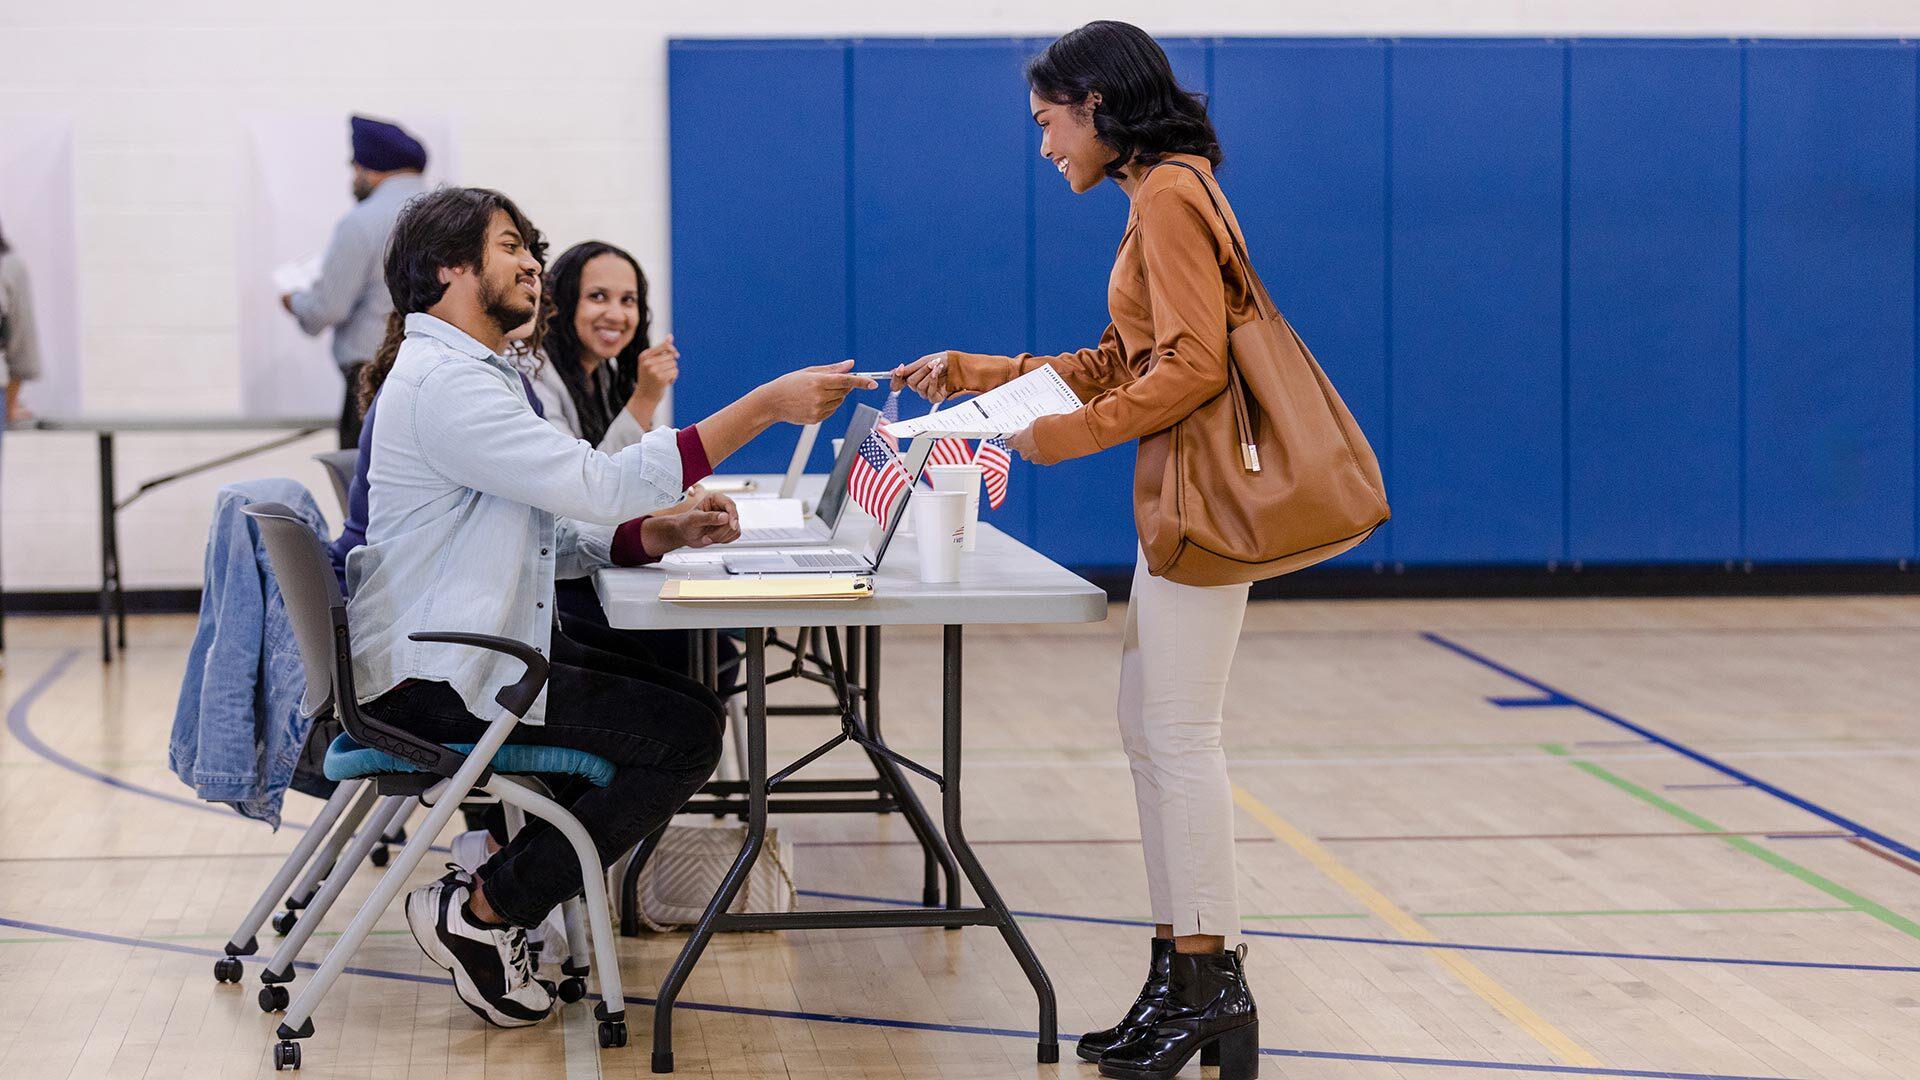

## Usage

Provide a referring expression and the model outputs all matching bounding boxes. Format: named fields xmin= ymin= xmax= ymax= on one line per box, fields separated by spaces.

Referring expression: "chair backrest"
xmin=243 ymin=501 xmax=348 ymax=719
xmin=311 ymin=450 xmax=359 ymax=519
xmin=244 ymin=500 xmax=473 ymax=777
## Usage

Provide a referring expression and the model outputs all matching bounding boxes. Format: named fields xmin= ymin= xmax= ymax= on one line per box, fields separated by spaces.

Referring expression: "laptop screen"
xmin=811 ymin=404 xmax=879 ymax=530
xmin=863 ymin=434 xmax=934 ymax=569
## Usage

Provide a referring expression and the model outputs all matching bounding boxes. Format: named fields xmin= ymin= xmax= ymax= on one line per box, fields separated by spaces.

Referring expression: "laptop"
xmin=720 ymin=434 xmax=933 ymax=575
xmin=721 ymin=406 xmax=877 ymax=549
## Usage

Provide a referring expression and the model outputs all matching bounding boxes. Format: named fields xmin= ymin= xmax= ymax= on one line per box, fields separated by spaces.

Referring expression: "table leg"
xmin=861 ymin=625 xmax=958 ymax=909
xmin=651 ymin=627 xmax=768 ymax=1074
xmin=940 ymin=625 xmax=1059 ymax=1063
xmin=96 ymin=433 xmax=116 ymax=662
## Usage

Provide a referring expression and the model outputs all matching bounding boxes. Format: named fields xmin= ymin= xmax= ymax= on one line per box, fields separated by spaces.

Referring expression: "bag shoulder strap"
xmin=1155 ymin=159 xmax=1278 ymax=321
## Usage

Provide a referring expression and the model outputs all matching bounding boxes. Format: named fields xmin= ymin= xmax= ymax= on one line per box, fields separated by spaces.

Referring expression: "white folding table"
xmin=595 ymin=520 xmax=1107 ymax=1073
xmin=2 ymin=414 xmax=332 ymax=659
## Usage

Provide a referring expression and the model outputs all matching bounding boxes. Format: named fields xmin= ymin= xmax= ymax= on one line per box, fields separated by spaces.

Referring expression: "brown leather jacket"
xmin=944 ymin=154 xmax=1258 ymax=474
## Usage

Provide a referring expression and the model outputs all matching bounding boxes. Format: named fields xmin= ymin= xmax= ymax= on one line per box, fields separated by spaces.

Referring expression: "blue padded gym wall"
xmin=669 ymin=37 xmax=1920 ymax=573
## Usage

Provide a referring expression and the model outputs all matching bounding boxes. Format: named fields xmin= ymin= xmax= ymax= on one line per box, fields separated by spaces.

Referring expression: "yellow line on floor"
xmin=1230 ymin=783 xmax=1603 ymax=1069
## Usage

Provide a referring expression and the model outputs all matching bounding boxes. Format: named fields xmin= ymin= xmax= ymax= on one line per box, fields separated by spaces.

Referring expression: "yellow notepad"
xmin=660 ymin=577 xmax=873 ymax=603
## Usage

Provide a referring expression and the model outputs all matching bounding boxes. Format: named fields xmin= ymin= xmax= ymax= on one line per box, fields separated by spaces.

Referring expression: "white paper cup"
xmin=911 ymin=491 xmax=967 ymax=583
xmin=926 ymin=463 xmax=983 ymax=551
xmin=831 ymin=438 xmax=845 ymax=460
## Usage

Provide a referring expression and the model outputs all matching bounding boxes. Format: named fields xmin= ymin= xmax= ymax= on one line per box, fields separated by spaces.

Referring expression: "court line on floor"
xmin=5 ymin=648 xmax=448 ymax=852
xmin=795 ymin=829 xmax=1851 ymax=847
xmin=1229 ymin=783 xmax=1602 ymax=1066
xmin=1311 ymin=830 xmax=1848 ymax=843
xmin=1424 ymin=631 xmax=1920 ymax=866
xmin=1537 ymin=744 xmax=1920 ymax=942
xmin=1250 ymin=906 xmax=1858 ymax=923
xmin=0 ymin=905 xmax=1865 ymax=950
xmin=0 ymin=913 xmax=1800 ymax=1080
xmin=1847 ymin=839 xmax=1920 ymax=879
xmin=798 ymin=890 xmax=1920 ymax=974
xmin=10 ymin=646 xmax=1910 ymax=977
xmin=3 ymin=650 xmax=225 ymax=818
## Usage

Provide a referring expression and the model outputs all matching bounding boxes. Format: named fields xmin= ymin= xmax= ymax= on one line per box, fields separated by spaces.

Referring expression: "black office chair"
xmin=237 ymin=502 xmax=631 ymax=1071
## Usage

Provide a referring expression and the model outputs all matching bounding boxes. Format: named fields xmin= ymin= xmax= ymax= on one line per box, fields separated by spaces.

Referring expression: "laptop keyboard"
xmin=786 ymin=552 xmax=865 ymax=570
xmin=746 ymin=527 xmax=812 ymax=541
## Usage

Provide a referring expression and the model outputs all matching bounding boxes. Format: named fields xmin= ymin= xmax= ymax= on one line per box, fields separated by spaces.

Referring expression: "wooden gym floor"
xmin=1 ymin=596 xmax=1918 ymax=1079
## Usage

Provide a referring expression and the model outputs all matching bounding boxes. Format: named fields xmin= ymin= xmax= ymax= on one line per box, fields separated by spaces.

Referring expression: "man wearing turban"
xmin=282 ymin=115 xmax=428 ymax=447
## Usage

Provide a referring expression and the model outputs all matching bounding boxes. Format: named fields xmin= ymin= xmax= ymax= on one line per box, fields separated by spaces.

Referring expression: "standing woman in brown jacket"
xmin=892 ymin=22 xmax=1258 ymax=1080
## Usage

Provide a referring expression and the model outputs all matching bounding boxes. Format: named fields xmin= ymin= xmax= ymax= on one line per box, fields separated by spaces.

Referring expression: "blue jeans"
xmin=365 ymin=628 xmax=724 ymax=927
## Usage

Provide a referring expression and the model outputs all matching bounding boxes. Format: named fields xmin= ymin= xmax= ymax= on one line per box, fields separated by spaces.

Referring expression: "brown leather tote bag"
xmin=1138 ymin=161 xmax=1389 ymax=586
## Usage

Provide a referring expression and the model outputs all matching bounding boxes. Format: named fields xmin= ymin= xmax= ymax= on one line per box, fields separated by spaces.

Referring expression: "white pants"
xmin=1117 ymin=547 xmax=1251 ymax=937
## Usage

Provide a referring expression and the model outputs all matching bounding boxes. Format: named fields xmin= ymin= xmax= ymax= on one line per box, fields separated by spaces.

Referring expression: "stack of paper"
xmin=661 ymin=577 xmax=873 ymax=603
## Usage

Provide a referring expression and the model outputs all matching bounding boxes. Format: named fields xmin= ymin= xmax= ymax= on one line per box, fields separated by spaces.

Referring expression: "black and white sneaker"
xmin=406 ymin=866 xmax=554 ymax=1028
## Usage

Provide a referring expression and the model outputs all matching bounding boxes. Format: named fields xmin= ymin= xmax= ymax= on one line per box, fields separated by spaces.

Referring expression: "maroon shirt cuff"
xmin=610 ymin=516 xmax=659 ymax=566
xmin=677 ymin=424 xmax=712 ymax=489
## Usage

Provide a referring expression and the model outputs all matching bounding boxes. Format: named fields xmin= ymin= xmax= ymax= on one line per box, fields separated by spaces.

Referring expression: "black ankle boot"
xmin=1096 ymin=945 xmax=1258 ymax=1080
xmin=1076 ymin=939 xmax=1220 ymax=1065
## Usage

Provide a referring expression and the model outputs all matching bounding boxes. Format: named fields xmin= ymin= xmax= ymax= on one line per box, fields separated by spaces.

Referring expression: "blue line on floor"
xmin=4 ymin=650 xmax=226 ymax=818
xmin=797 ymin=890 xmax=1920 ymax=975
xmin=0 ymin=913 xmax=1797 ymax=1080
xmin=1664 ymin=783 xmax=1752 ymax=791
xmin=5 ymin=648 xmax=451 ymax=847
xmin=1424 ymin=632 xmax=1920 ymax=866
xmin=8 ymin=649 xmax=1907 ymax=980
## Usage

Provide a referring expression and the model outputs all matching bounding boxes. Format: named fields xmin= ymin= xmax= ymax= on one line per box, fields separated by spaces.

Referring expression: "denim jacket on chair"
xmin=168 ymin=478 xmax=327 ymax=828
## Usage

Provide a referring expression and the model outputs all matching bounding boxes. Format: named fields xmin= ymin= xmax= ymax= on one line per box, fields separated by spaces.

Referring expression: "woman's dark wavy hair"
xmin=1027 ymin=21 xmax=1221 ymax=181
xmin=359 ymin=186 xmax=546 ymax=412
xmin=537 ymin=240 xmax=652 ymax=448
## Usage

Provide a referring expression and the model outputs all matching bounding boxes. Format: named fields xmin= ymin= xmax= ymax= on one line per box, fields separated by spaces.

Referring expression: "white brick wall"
xmin=4 ymin=0 xmax=1916 ymax=591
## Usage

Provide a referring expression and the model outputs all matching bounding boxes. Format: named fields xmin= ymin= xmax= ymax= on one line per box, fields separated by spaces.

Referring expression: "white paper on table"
xmin=272 ymin=254 xmax=323 ymax=295
xmin=881 ymin=364 xmax=1081 ymax=439
xmin=659 ymin=551 xmax=726 ymax=568
xmin=733 ymin=498 xmax=806 ymax=532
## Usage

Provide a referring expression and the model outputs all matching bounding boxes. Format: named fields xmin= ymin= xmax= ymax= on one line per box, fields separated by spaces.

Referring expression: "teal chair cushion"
xmin=323 ymin=733 xmax=616 ymax=787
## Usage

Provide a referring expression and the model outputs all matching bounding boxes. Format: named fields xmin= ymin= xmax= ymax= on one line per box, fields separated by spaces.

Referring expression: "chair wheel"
xmin=371 ymin=845 xmax=390 ymax=867
xmin=557 ymin=977 xmax=587 ymax=1003
xmin=214 ymin=957 xmax=244 ymax=984
xmin=259 ymin=984 xmax=290 ymax=1013
xmin=271 ymin=910 xmax=298 ymax=936
xmin=598 ymin=1019 xmax=628 ymax=1048
xmin=273 ymin=1041 xmax=301 ymax=1070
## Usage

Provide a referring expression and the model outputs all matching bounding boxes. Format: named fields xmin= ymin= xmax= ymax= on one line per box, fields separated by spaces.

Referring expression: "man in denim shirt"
xmin=350 ymin=186 xmax=871 ymax=1028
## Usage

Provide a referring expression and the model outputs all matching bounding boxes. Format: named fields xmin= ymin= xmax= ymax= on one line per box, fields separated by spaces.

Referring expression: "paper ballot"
xmin=881 ymin=365 xmax=1081 ymax=439
xmin=732 ymin=498 xmax=805 ymax=533
xmin=272 ymin=254 xmax=324 ymax=295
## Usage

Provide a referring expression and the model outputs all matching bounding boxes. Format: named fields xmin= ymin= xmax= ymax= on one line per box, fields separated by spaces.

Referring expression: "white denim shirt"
xmin=346 ymin=313 xmax=687 ymax=723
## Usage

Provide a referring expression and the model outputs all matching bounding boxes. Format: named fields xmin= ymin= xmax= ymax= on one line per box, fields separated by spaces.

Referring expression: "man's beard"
xmin=478 ymin=273 xmax=536 ymax=337
xmin=351 ymin=175 xmax=374 ymax=202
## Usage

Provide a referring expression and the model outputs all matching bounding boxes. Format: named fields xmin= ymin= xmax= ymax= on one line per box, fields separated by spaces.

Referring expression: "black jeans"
xmin=366 ymin=629 xmax=724 ymax=927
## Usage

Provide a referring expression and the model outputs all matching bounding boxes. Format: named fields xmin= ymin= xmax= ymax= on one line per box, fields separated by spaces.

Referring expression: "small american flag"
xmin=928 ymin=435 xmax=976 ymax=468
xmin=848 ymin=428 xmax=912 ymax=522
xmin=879 ymin=391 xmax=904 ymax=451
xmin=975 ymin=436 xmax=1011 ymax=509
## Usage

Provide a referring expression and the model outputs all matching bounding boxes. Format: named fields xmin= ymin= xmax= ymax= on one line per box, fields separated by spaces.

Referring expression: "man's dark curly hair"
xmin=1026 ymin=21 xmax=1221 ymax=182
xmin=358 ymin=186 xmax=547 ymax=413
